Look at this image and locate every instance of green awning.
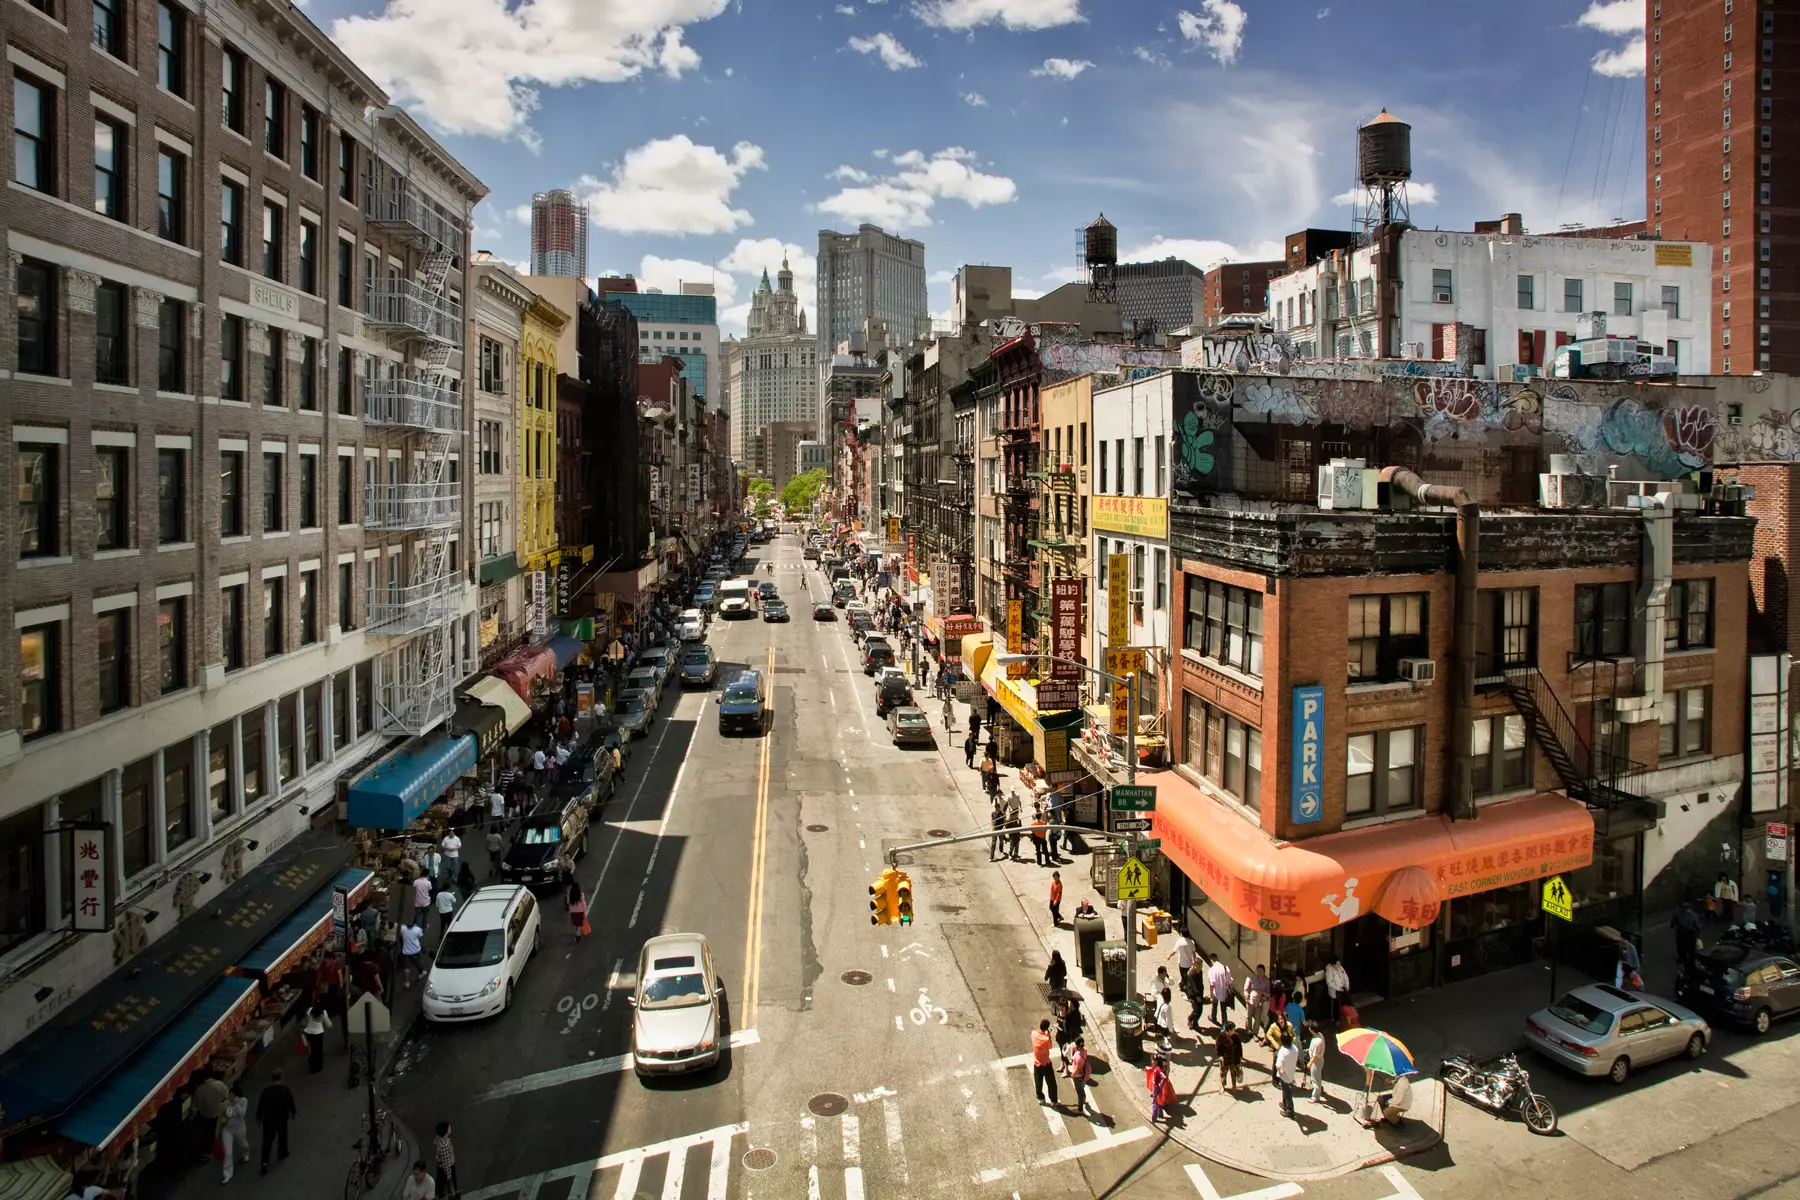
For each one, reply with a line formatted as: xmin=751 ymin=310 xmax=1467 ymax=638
xmin=480 ymin=552 xmax=521 ymax=586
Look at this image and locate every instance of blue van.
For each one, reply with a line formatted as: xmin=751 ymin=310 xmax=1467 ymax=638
xmin=717 ymin=669 xmax=770 ymax=736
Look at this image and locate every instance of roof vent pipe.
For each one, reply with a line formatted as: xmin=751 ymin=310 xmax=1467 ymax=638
xmin=1381 ymin=468 xmax=1480 ymax=821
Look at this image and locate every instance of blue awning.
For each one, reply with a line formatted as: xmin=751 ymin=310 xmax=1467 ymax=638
xmin=345 ymin=733 xmax=478 ymax=830
xmin=236 ymin=868 xmax=374 ymax=978
xmin=548 ymin=634 xmax=583 ymax=668
xmin=52 ymin=977 xmax=258 ymax=1149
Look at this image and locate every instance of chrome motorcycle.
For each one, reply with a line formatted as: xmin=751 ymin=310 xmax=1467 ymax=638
xmin=1439 ymin=1052 xmax=1557 ymax=1135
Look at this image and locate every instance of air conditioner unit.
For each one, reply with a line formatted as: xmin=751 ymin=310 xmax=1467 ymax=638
xmin=1128 ymin=588 xmax=1146 ymax=605
xmin=1399 ymin=657 xmax=1437 ymax=683
xmin=1434 ymin=290 xmax=1453 ymax=303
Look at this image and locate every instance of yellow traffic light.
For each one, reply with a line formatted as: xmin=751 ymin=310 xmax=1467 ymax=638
xmin=894 ymin=871 xmax=913 ymax=926
xmin=869 ymin=869 xmax=895 ymax=925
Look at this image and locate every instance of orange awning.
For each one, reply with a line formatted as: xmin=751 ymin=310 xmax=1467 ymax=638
xmin=1148 ymin=771 xmax=1596 ymax=937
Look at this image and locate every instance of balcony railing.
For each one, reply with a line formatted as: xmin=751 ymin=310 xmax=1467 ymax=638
xmin=364 ymin=373 xmax=463 ymax=435
xmin=366 ymin=573 xmax=462 ymax=636
xmin=362 ymin=179 xmax=461 ymax=252
xmin=365 ymin=483 xmax=461 ymax=531
xmin=365 ymin=281 xmax=462 ymax=346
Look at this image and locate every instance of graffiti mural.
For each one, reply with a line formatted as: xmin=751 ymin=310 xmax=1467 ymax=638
xmin=1037 ymin=332 xmax=1179 ymax=382
xmin=1170 ymin=371 xmax=1234 ymax=497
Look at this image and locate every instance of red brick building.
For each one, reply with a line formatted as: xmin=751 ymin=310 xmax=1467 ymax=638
xmin=1202 ymin=261 xmax=1284 ymax=326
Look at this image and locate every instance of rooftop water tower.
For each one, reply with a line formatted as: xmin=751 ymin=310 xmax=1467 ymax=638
xmin=1355 ymin=109 xmax=1413 ymax=230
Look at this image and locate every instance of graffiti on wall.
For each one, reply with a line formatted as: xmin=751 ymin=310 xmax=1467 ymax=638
xmin=1037 ymin=329 xmax=1179 ymax=382
xmin=1540 ymin=384 xmax=1717 ymax=475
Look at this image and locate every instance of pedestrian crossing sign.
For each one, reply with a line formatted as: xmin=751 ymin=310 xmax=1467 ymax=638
xmin=1115 ymin=856 xmax=1151 ymax=902
xmin=1542 ymin=874 xmax=1573 ymax=922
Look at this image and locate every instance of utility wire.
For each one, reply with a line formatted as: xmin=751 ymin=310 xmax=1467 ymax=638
xmin=1555 ymin=28 xmax=1603 ymax=227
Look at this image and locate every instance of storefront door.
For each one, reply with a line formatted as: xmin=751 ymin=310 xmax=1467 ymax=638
xmin=1342 ymin=913 xmax=1390 ymax=1002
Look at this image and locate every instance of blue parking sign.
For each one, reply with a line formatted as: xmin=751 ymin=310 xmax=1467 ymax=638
xmin=1290 ymin=685 xmax=1325 ymax=824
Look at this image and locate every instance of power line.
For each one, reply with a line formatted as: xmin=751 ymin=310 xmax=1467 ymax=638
xmin=1555 ymin=28 xmax=1602 ymax=228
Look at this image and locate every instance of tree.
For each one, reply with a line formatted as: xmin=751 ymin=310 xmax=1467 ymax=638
xmin=748 ymin=476 xmax=775 ymax=502
xmin=781 ymin=468 xmax=826 ymax=514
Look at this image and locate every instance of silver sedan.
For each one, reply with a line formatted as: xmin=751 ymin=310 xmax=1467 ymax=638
xmin=1524 ymin=983 xmax=1710 ymax=1084
xmin=631 ymin=933 xmax=725 ymax=1078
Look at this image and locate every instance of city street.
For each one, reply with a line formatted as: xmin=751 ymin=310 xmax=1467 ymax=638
xmin=384 ymin=532 xmax=1800 ymax=1200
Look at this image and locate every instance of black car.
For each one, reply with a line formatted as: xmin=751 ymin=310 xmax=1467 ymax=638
xmin=875 ymin=674 xmax=914 ymax=717
xmin=1678 ymin=940 xmax=1800 ymax=1034
xmin=812 ymin=601 xmax=836 ymax=621
xmin=762 ymin=600 xmax=790 ymax=622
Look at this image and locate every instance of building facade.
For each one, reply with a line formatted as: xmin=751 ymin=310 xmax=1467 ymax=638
xmin=1203 ymin=260 xmax=1284 ymax=326
xmin=1115 ymin=258 xmax=1206 ymax=337
xmin=1089 ymin=373 xmax=1173 ymax=720
xmin=518 ymin=295 xmax=567 ymax=641
xmin=528 ymin=188 xmax=587 ymax=280
xmin=471 ymin=255 xmax=530 ymax=664
xmin=609 ymin=286 xmax=719 ymax=408
xmin=725 ymin=259 xmax=813 ymax=466
xmin=816 ymin=224 xmax=928 ymax=408
xmin=756 ymin=420 xmax=813 ymax=493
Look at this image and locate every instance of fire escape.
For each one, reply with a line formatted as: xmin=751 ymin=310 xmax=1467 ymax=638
xmin=997 ymin=340 xmax=1041 ymax=648
xmin=361 ymin=152 xmax=464 ymax=735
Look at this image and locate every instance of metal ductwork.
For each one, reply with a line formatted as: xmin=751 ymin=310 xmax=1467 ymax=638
xmin=1616 ymin=491 xmax=1704 ymax=723
xmin=1381 ymin=468 xmax=1480 ymax=821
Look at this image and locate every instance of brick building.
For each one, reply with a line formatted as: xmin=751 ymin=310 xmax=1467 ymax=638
xmin=1202 ymin=260 xmax=1284 ymax=326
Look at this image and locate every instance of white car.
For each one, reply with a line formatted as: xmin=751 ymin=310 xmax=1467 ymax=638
xmin=719 ymin=597 xmax=753 ymax=619
xmin=631 ymin=932 xmax=725 ymax=1077
xmin=423 ymin=885 xmax=541 ymax=1022
xmin=679 ymin=609 xmax=707 ymax=641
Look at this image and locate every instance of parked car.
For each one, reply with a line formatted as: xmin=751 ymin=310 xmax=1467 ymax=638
xmin=762 ymin=599 xmax=790 ymax=622
xmin=612 ymin=689 xmax=653 ymax=739
xmin=638 ymin=646 xmax=677 ymax=687
xmin=1677 ymin=943 xmax=1800 ymax=1034
xmin=833 ymin=582 xmax=855 ymax=608
xmin=681 ymin=645 xmax=718 ymax=688
xmin=718 ymin=670 xmax=770 ymax=736
xmin=1523 ymin=983 xmax=1710 ymax=1083
xmin=678 ymin=609 xmax=707 ymax=641
xmin=695 ymin=586 xmax=716 ymax=611
xmin=888 ymin=706 xmax=933 ymax=746
xmin=500 ymin=791 xmax=591 ymax=888
xmin=875 ymin=673 xmax=914 ymax=717
xmin=803 ymin=545 xmax=820 ymax=561
xmin=812 ymin=601 xmax=836 ymax=620
xmin=627 ymin=665 xmax=664 ymax=708
xmin=423 ymin=886 xmax=541 ymax=1022
xmin=631 ymin=932 xmax=725 ymax=1078
xmin=862 ymin=638 xmax=895 ymax=675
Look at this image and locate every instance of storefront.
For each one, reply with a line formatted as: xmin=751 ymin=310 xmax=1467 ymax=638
xmin=977 ymin=650 xmax=1088 ymax=774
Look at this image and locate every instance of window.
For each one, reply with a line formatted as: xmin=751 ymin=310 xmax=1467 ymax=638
xmin=264 ymin=79 xmax=285 ymax=158
xmin=1155 ymin=549 xmax=1167 ymax=610
xmin=1346 ymin=593 xmax=1427 ymax=682
xmin=157 ymin=3 xmax=186 ymax=95
xmin=97 ymin=610 xmax=129 ymax=714
xmin=337 ymin=455 xmax=352 ymax=524
xmin=1659 ymin=687 xmax=1711 ymax=758
xmin=298 ymin=337 xmax=317 ymax=410
xmin=261 ymin=202 xmax=283 ymax=280
xmin=299 ymin=105 xmax=319 ymax=179
xmin=1432 ymin=267 xmax=1453 ymax=301
xmin=1661 ymin=285 xmax=1680 ymax=318
xmin=13 ymin=74 xmax=55 ymax=195
xmin=262 ymin=327 xmax=282 ymax=405
xmin=1517 ymin=274 xmax=1534 ymax=310
xmin=262 ymin=451 xmax=284 ymax=531
xmin=1097 ymin=441 xmax=1108 ymax=493
xmin=1114 ymin=439 xmax=1125 ymax=494
xmin=19 ymin=624 xmax=60 ymax=738
xmin=221 ymin=47 xmax=246 ymax=133
xmin=337 ymin=133 xmax=355 ymax=200
xmin=338 ymin=561 xmax=354 ymax=630
xmin=336 ymin=346 xmax=354 ymax=414
xmin=163 ymin=739 xmax=194 ymax=852
xmin=479 ymin=336 xmax=505 ymax=392
xmin=221 ymin=583 xmax=245 ymax=671
xmin=240 ymin=704 xmax=264 ymax=803
xmin=94 ymin=281 xmax=128 ymax=385
xmin=1181 ymin=695 xmax=1262 ymax=808
xmin=1186 ymin=576 xmax=1263 ymax=679
xmin=299 ymin=570 xmax=318 ymax=645
xmin=1613 ymin=281 xmax=1633 ymax=316
xmin=479 ymin=420 xmax=503 ymax=474
xmin=1473 ymin=714 xmax=1530 ymax=796
xmin=298 ymin=453 xmax=317 ymax=528
xmin=120 ymin=756 xmax=153 ymax=873
xmin=92 ymin=0 xmax=122 ymax=58
xmin=1666 ymin=578 xmax=1714 ymax=649
xmin=298 ymin=219 xmax=318 ymax=294
xmin=1563 ymin=278 xmax=1585 ymax=312
xmin=95 ymin=446 xmax=127 ymax=550
xmin=158 ymin=596 xmax=186 ymax=693
xmin=16 ymin=259 xmax=56 ymax=376
xmin=220 ymin=180 xmax=244 ymax=265
xmin=336 ymin=238 xmax=353 ymax=307
xmin=17 ymin=443 xmax=58 ymax=558
xmin=277 ymin=692 xmax=296 ymax=783
xmin=157 ymin=447 xmax=185 ymax=543
xmin=1574 ymin=582 xmax=1631 ymax=659
xmin=263 ymin=578 xmax=284 ymax=658
xmin=156 ymin=149 xmax=185 ymax=243
xmin=1346 ymin=727 xmax=1421 ymax=816
xmin=220 ymin=314 xmax=247 ymax=402
xmin=218 ymin=448 xmax=245 ymax=536
xmin=93 ymin=118 xmax=125 ymax=221
xmin=1133 ymin=436 xmax=1144 ymax=495
xmin=1476 ymin=587 xmax=1536 ymax=675
xmin=302 ymin=682 xmax=322 ymax=766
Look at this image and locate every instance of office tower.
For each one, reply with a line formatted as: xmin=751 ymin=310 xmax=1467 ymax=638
xmin=530 ymin=189 xmax=589 ymax=279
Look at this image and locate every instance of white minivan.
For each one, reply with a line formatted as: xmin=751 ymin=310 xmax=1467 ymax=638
xmin=423 ymin=885 xmax=541 ymax=1022
xmin=678 ymin=608 xmax=707 ymax=641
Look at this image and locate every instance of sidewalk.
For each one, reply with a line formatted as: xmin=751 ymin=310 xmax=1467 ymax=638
xmin=925 ymin=683 xmax=1444 ymax=1182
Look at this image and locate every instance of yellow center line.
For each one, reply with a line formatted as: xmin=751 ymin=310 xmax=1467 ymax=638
xmin=744 ymin=639 xmax=777 ymax=1016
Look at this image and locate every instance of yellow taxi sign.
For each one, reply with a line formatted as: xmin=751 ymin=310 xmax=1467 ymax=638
xmin=1116 ymin=856 xmax=1151 ymax=902
xmin=1542 ymin=874 xmax=1573 ymax=922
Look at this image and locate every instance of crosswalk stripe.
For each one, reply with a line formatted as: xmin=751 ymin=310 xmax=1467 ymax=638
xmin=612 ymin=1158 xmax=641 ymax=1200
xmin=475 ymin=1029 xmax=762 ymax=1101
xmin=708 ymin=1128 xmax=732 ymax=1199
xmin=842 ymin=1112 xmax=864 ymax=1200
xmin=882 ymin=1098 xmax=909 ymax=1190
xmin=659 ymin=1143 xmax=685 ymax=1200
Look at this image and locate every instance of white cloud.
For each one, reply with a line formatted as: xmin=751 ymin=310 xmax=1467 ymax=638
xmin=848 ymin=31 xmax=921 ymax=69
xmin=962 ymin=91 xmax=989 ymax=106
xmin=815 ymin=147 xmax=1016 ymax=230
xmin=1122 ymin=236 xmax=1285 ymax=272
xmin=1031 ymin=56 xmax=1093 ymax=79
xmin=1591 ymin=36 xmax=1645 ymax=76
xmin=332 ymin=0 xmax=728 ymax=146
xmin=637 ymin=256 xmax=738 ymax=310
xmin=830 ymin=164 xmax=875 ymax=183
xmin=1316 ymin=6 xmax=1329 ymax=16
xmin=835 ymin=2 xmax=856 ymax=10
xmin=1132 ymin=45 xmax=1170 ymax=68
xmin=507 ymin=203 xmax=533 ymax=225
xmin=1177 ymin=0 xmax=1247 ymax=65
xmin=1157 ymin=93 xmax=1331 ymax=243
xmin=912 ymin=0 xmax=1083 ymax=29
xmin=1577 ymin=0 xmax=1640 ymax=36
xmin=574 ymin=135 xmax=765 ymax=236
xmin=1329 ymin=180 xmax=1439 ymax=206
xmin=928 ymin=269 xmax=957 ymax=284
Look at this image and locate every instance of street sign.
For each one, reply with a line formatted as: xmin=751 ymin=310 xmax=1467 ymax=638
xmin=1113 ymin=817 xmax=1152 ymax=832
xmin=1542 ymin=875 xmax=1573 ymax=922
xmin=1115 ymin=856 xmax=1151 ymax=902
xmin=1036 ymin=682 xmax=1081 ymax=711
xmin=1110 ymin=785 xmax=1156 ymax=812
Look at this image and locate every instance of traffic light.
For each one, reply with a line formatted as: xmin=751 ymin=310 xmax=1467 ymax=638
xmin=894 ymin=871 xmax=913 ymax=926
xmin=869 ymin=869 xmax=895 ymax=925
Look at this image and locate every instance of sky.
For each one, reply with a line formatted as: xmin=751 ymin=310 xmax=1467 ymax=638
xmin=297 ymin=0 xmax=1649 ymax=337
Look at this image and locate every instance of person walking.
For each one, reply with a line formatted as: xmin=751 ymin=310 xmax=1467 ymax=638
xmin=964 ymin=731 xmax=978 ymax=769
xmin=1147 ymin=1052 xmax=1174 ymax=1123
xmin=398 ymin=921 xmax=425 ymax=987
xmin=1049 ymin=871 xmax=1064 ymax=926
xmin=968 ymin=708 xmax=982 ymax=743
xmin=1671 ymin=903 xmax=1701 ymax=965
xmin=1245 ymin=964 xmax=1272 ymax=1035
xmin=1154 ymin=987 xmax=1175 ymax=1041
xmin=191 ymin=1072 xmax=228 ymax=1163
xmin=1215 ymin=1022 xmax=1245 ymax=1093
xmin=1031 ymin=804 xmax=1051 ymax=866
xmin=1066 ymin=1037 xmax=1100 ymax=1119
xmin=434 ymin=883 xmax=458 ymax=946
xmin=1055 ymin=996 xmax=1084 ymax=1067
xmin=989 ymin=802 xmax=1006 ymax=862
xmin=1184 ymin=957 xmax=1207 ymax=1033
xmin=980 ymin=754 xmax=1000 ymax=802
xmin=1274 ymin=1035 xmax=1299 ymax=1118
xmin=1207 ymin=953 xmax=1234 ymax=1028
xmin=1324 ymin=957 xmax=1352 ymax=1029
xmin=1259 ymin=1009 xmax=1294 ymax=1079
xmin=301 ymin=1003 xmax=331 ymax=1074
xmin=1031 ymin=1019 xmax=1060 ymax=1107
xmin=487 ymin=786 xmax=506 ymax=832
xmin=408 ymin=872 xmax=431 ymax=927
xmin=432 ymin=1121 xmax=459 ymax=1200
xmin=219 ymin=1083 xmax=250 ymax=1182
xmin=1305 ymin=1020 xmax=1329 ymax=1103
xmin=440 ymin=832 xmax=462 ymax=883
xmin=1167 ymin=928 xmax=1197 ymax=980
xmin=1715 ymin=872 xmax=1741 ymax=923
xmin=255 ymin=1071 xmax=296 ymax=1174
xmin=566 ymin=882 xmax=589 ymax=941
xmin=1005 ymin=806 xmax=1023 ymax=862
xmin=1045 ymin=950 xmax=1069 ymax=994
xmin=485 ymin=826 xmax=505 ymax=879
xmin=400 ymin=1160 xmax=437 ymax=1200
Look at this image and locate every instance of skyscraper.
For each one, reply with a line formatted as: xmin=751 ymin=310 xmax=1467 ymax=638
xmin=816 ymin=225 xmax=928 ymax=425
xmin=531 ymin=189 xmax=589 ymax=279
xmin=606 ymin=285 xmax=720 ymax=408
xmin=726 ymin=258 xmax=815 ymax=466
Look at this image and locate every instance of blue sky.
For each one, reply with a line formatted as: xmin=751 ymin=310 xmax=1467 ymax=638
xmin=299 ymin=0 xmax=1648 ymax=335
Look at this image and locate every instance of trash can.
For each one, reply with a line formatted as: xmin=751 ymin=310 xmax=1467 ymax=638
xmin=1113 ymin=1000 xmax=1145 ymax=1066
xmin=1096 ymin=939 xmax=1128 ymax=1002
xmin=1073 ymin=916 xmax=1107 ymax=979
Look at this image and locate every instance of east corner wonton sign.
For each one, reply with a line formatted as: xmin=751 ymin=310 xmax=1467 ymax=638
xmin=70 ymin=824 xmax=114 ymax=932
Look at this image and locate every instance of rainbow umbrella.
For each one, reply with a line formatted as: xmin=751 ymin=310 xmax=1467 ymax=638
xmin=1335 ymin=1027 xmax=1417 ymax=1076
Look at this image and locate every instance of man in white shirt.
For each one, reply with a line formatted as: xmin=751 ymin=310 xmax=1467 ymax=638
xmin=1379 ymin=1071 xmax=1413 ymax=1126
xmin=488 ymin=789 xmax=506 ymax=830
xmin=439 ymin=833 xmax=461 ymax=883
xmin=1324 ymin=957 xmax=1352 ymax=1026
xmin=399 ymin=1160 xmax=436 ymax=1200
xmin=1206 ymin=955 xmax=1234 ymax=1027
xmin=434 ymin=886 xmax=457 ymax=944
xmin=1168 ymin=930 xmax=1197 ymax=976
xmin=398 ymin=923 xmax=424 ymax=986
xmin=554 ymin=742 xmax=572 ymax=767
xmin=1274 ymin=1037 xmax=1299 ymax=1118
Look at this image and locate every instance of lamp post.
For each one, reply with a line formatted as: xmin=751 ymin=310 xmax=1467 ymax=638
xmin=995 ymin=653 xmax=1141 ymax=998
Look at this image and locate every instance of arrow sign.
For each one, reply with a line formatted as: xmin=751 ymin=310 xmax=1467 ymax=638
xmin=1115 ymin=856 xmax=1151 ymax=902
xmin=1113 ymin=818 xmax=1152 ymax=832
xmin=1110 ymin=785 xmax=1156 ymax=813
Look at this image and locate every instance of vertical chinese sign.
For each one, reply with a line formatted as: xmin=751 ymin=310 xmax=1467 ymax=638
xmin=1106 ymin=553 xmax=1130 ymax=732
xmin=70 ymin=824 xmax=113 ymax=932
xmin=1050 ymin=578 xmax=1083 ymax=680
xmin=1007 ymin=599 xmax=1029 ymax=678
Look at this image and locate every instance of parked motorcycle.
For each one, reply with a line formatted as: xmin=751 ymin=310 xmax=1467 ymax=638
xmin=1439 ymin=1051 xmax=1557 ymax=1135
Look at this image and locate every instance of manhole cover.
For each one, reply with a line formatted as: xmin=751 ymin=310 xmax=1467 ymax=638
xmin=925 ymin=828 xmax=953 ymax=838
xmin=742 ymin=1148 xmax=777 ymax=1171
xmin=806 ymin=824 xmax=830 ymax=833
xmin=808 ymin=1093 xmax=850 ymax=1117
xmin=841 ymin=969 xmax=873 ymax=986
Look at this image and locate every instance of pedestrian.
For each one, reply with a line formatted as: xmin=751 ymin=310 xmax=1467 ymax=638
xmin=555 ymin=741 xmax=572 ymax=769
xmin=1274 ymin=1034 xmax=1299 ymax=1118
xmin=1215 ymin=1021 xmax=1245 ymax=1092
xmin=1207 ymin=953 xmax=1234 ymax=1027
xmin=611 ymin=743 xmax=625 ymax=783
xmin=1715 ymin=872 xmax=1741 ymax=923
xmin=421 ymin=846 xmax=445 ymax=890
xmin=1184 ymin=957 xmax=1207 ymax=1032
xmin=1323 ymin=956 xmax=1352 ymax=1028
xmin=980 ymin=754 xmax=999 ymax=801
xmin=1245 ymin=964 xmax=1272 ymax=1035
xmin=357 ymin=900 xmax=381 ymax=948
xmin=433 ymin=1121 xmax=459 ymax=1199
xmin=1055 ymin=996 xmax=1084 ymax=1066
xmin=1614 ymin=942 xmax=1644 ymax=990
xmin=964 ymin=731 xmax=978 ymax=769
xmin=399 ymin=921 xmax=425 ymax=986
xmin=191 ymin=1071 xmax=228 ymax=1163
xmin=1147 ymin=1052 xmax=1174 ymax=1123
xmin=1168 ymin=927 xmax=1197 ymax=978
xmin=485 ymin=827 xmax=505 ymax=878
xmin=1006 ymin=807 xmax=1023 ymax=862
xmin=302 ymin=1003 xmax=331 ymax=1074
xmin=1259 ymin=1009 xmax=1294 ymax=1078
xmin=1066 ymin=1036 xmax=1100 ymax=1119
xmin=1049 ymin=871 xmax=1064 ymax=926
xmin=496 ymin=765 xmax=518 ymax=801
xmin=1031 ymin=1019 xmax=1059 ymax=1107
xmin=1154 ymin=987 xmax=1174 ymax=1040
xmin=440 ymin=831 xmax=462 ymax=882
xmin=532 ymin=745 xmax=547 ymax=788
xmin=487 ymin=787 xmax=506 ymax=831
xmin=220 ymin=1082 xmax=250 ymax=1182
xmin=1305 ymin=1020 xmax=1329 ymax=1103
xmin=989 ymin=802 xmax=1006 ymax=862
xmin=434 ymin=883 xmax=458 ymax=944
xmin=567 ymin=882 xmax=589 ymax=941
xmin=255 ymin=1070 xmax=296 ymax=1174
xmin=409 ymin=872 xmax=432 ymax=926
xmin=353 ymin=954 xmax=385 ymax=1004
xmin=1031 ymin=805 xmax=1051 ymax=866
xmin=400 ymin=1159 xmax=437 ymax=1200
xmin=969 ymin=709 xmax=982 ymax=741
xmin=1045 ymin=949 xmax=1069 ymax=994
xmin=1074 ymin=896 xmax=1098 ymax=921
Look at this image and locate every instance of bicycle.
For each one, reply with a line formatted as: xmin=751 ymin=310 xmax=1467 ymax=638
xmin=343 ymin=1108 xmax=401 ymax=1199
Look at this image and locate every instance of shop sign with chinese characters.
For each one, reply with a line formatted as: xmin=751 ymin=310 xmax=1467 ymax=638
xmin=1050 ymin=578 xmax=1083 ymax=680
xmin=1104 ymin=646 xmax=1145 ymax=735
xmin=70 ymin=824 xmax=113 ymax=932
xmin=1106 ymin=554 xmax=1129 ymax=644
xmin=1007 ymin=600 xmax=1029 ymax=678
xmin=1092 ymin=496 xmax=1168 ymax=539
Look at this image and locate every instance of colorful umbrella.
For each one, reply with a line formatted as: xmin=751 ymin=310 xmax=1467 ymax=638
xmin=1335 ymin=1027 xmax=1417 ymax=1076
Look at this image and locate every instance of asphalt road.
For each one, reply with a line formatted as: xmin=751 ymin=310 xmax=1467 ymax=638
xmin=384 ymin=530 xmax=1800 ymax=1200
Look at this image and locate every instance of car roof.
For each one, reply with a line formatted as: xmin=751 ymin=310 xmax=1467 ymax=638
xmin=895 ymin=706 xmax=927 ymax=717
xmin=1697 ymin=943 xmax=1777 ymax=968
xmin=1564 ymin=983 xmax=1653 ymax=1012
xmin=449 ymin=886 xmax=525 ymax=931
xmin=618 ymin=688 xmax=650 ymax=701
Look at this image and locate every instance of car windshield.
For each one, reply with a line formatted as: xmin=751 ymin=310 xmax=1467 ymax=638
xmin=897 ymin=712 xmax=927 ymax=724
xmin=723 ymin=685 xmax=758 ymax=704
xmin=684 ymin=650 xmax=711 ymax=664
xmin=614 ymin=697 xmax=645 ymax=714
xmin=642 ymin=972 xmax=710 ymax=1009
xmin=1548 ymin=993 xmax=1614 ymax=1034
xmin=436 ymin=929 xmax=505 ymax=969
xmin=521 ymin=822 xmax=562 ymax=844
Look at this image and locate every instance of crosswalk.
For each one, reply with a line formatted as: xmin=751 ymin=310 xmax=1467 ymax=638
xmin=463 ymin=1050 xmax=1155 ymax=1200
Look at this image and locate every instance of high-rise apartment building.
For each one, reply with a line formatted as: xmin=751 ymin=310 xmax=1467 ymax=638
xmin=816 ymin=225 xmax=928 ymax=421
xmin=530 ymin=189 xmax=588 ymax=279
xmin=1203 ymin=260 xmax=1285 ymax=326
xmin=726 ymin=259 xmax=814 ymax=466
xmin=1650 ymin=0 xmax=1800 ymax=373
xmin=607 ymin=286 xmax=719 ymax=408
xmin=1115 ymin=258 xmax=1206 ymax=335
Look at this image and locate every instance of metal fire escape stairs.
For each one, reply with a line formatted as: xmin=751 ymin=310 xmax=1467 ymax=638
xmin=1494 ymin=666 xmax=1662 ymax=836
xmin=360 ymin=147 xmax=466 ymax=737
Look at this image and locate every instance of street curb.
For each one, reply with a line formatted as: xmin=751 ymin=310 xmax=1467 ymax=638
xmin=362 ymin=1002 xmax=421 ymax=1199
